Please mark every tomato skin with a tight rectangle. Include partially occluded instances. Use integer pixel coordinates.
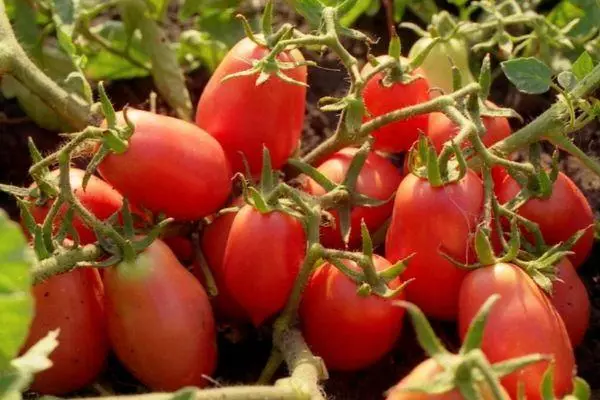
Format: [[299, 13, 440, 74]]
[[199, 204, 248, 322], [28, 168, 123, 244], [362, 57, 430, 153], [549, 259, 590, 347], [22, 268, 108, 395], [385, 358, 510, 400], [458, 263, 575, 399], [385, 171, 483, 320], [427, 101, 511, 153], [300, 255, 405, 371], [163, 236, 194, 265], [98, 109, 232, 221], [301, 148, 403, 249], [495, 172, 594, 268], [222, 205, 306, 326], [195, 37, 307, 175], [104, 239, 217, 391]]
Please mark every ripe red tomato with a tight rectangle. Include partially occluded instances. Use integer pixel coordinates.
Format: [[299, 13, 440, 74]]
[[495, 172, 594, 268], [549, 258, 590, 347], [222, 205, 306, 326], [21, 268, 108, 395], [27, 168, 123, 244], [362, 57, 430, 153], [300, 255, 405, 371], [163, 236, 194, 265], [104, 239, 217, 391], [458, 263, 575, 400], [98, 109, 232, 221], [385, 170, 483, 320], [195, 37, 307, 175], [301, 147, 403, 249], [199, 203, 247, 322], [427, 101, 511, 152], [385, 358, 510, 399]]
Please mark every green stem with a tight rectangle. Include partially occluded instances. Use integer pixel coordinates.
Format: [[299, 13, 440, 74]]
[[71, 386, 306, 400], [191, 232, 218, 297], [32, 244, 104, 284]]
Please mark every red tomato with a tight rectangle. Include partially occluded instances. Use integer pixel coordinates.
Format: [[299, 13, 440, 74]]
[[385, 358, 510, 399], [385, 170, 483, 320], [362, 57, 430, 153], [104, 239, 217, 391], [163, 236, 194, 265], [98, 109, 232, 221], [195, 37, 307, 175], [300, 255, 405, 371], [21, 268, 108, 395], [222, 205, 306, 326], [199, 203, 247, 322], [549, 258, 590, 347], [427, 101, 511, 152], [495, 172, 594, 268], [458, 263, 575, 399], [27, 168, 123, 244], [301, 148, 403, 249]]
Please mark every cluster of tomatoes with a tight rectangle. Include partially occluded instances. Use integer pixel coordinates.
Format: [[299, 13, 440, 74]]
[[19, 32, 594, 400]]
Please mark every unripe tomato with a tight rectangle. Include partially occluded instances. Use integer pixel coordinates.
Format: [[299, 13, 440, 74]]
[[104, 239, 217, 391], [196, 37, 307, 175], [458, 263, 575, 400], [427, 101, 511, 152], [27, 168, 123, 244], [98, 109, 232, 221], [222, 205, 306, 326], [385, 358, 510, 399], [495, 172, 594, 268], [385, 170, 483, 320], [362, 56, 430, 153], [21, 268, 108, 395], [300, 255, 406, 371], [301, 148, 403, 249], [549, 258, 590, 347], [408, 36, 475, 96]]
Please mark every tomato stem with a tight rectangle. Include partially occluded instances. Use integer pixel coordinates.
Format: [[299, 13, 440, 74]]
[[191, 232, 219, 297], [32, 244, 105, 284]]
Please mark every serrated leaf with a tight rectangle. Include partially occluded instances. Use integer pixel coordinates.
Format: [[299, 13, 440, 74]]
[[501, 58, 552, 94], [557, 71, 578, 91], [0, 210, 35, 367], [572, 51, 594, 80]]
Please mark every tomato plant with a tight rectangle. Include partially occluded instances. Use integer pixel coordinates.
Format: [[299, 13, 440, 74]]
[[195, 37, 307, 175], [458, 263, 575, 399], [301, 147, 402, 249], [103, 239, 217, 391], [98, 109, 233, 221]]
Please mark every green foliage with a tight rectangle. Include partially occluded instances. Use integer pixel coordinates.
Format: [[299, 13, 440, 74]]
[[572, 51, 595, 80], [501, 58, 553, 94]]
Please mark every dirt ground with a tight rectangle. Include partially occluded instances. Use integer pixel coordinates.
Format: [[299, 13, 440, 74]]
[[3, 4, 600, 399]]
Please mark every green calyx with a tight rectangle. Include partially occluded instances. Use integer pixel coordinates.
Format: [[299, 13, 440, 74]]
[[408, 135, 467, 187]]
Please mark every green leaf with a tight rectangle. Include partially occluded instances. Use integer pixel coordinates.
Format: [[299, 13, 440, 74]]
[[572, 51, 594, 80], [179, 0, 240, 20], [547, 1, 585, 29], [284, 0, 325, 29], [81, 21, 151, 80], [501, 58, 552, 94], [459, 294, 499, 354], [145, 0, 170, 20], [178, 30, 228, 72], [51, 0, 80, 56], [394, 300, 449, 358], [338, 0, 372, 27], [557, 71, 578, 91], [567, 0, 600, 37], [13, 1, 43, 63], [0, 210, 34, 368]]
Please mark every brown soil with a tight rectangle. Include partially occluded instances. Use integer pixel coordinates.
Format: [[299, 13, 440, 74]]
[[4, 4, 600, 400]]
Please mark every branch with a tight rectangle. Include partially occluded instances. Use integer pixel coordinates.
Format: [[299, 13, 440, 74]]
[[32, 244, 104, 284]]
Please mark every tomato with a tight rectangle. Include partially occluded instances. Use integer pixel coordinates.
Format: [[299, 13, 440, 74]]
[[195, 37, 307, 175], [98, 109, 232, 221], [163, 236, 194, 265], [458, 263, 575, 399], [27, 168, 123, 244], [21, 268, 108, 395], [300, 255, 405, 371], [407, 36, 474, 96], [199, 203, 247, 322], [385, 170, 483, 320], [385, 358, 510, 399], [104, 239, 217, 391], [362, 56, 430, 153], [495, 172, 594, 268], [549, 258, 590, 347], [222, 205, 306, 326], [301, 148, 403, 249], [427, 101, 511, 152]]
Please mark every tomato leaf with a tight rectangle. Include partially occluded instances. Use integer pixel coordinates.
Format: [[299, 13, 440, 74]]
[[564, 0, 600, 37], [284, 0, 325, 28], [145, 0, 169, 20], [547, 1, 585, 30], [178, 30, 229, 72], [558, 71, 578, 91], [501, 58, 552, 94], [0, 210, 35, 368], [572, 51, 595, 80], [179, 0, 240, 20]]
